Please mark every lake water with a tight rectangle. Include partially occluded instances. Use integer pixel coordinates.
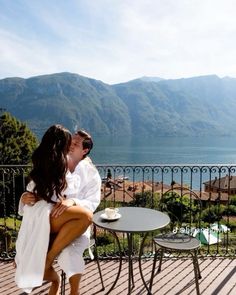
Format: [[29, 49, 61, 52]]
[[91, 136, 236, 165]]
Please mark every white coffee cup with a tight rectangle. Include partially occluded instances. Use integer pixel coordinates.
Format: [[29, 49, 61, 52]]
[[105, 207, 119, 219]]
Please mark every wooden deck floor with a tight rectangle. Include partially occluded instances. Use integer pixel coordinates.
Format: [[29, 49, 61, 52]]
[[1, 257, 236, 294]]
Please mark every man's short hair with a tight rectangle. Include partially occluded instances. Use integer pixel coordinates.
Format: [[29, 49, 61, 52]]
[[75, 129, 93, 157]]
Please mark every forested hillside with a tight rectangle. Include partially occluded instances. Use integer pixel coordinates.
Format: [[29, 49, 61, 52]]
[[1, 72, 236, 138]]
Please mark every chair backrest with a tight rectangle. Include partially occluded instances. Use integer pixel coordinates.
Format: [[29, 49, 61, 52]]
[[158, 187, 202, 235]]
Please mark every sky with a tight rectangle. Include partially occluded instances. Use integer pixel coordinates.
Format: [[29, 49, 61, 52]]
[[1, 0, 236, 84]]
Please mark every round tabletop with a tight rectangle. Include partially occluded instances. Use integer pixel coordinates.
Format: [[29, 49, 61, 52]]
[[93, 207, 170, 233]]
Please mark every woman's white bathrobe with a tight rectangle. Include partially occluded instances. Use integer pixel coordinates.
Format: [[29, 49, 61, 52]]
[[15, 159, 101, 294], [15, 200, 53, 293], [15, 172, 80, 293]]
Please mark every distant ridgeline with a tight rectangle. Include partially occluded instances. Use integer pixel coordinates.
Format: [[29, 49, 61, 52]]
[[1, 72, 236, 138]]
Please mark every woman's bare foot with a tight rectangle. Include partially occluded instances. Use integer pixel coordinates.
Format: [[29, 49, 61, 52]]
[[44, 266, 60, 295], [48, 279, 60, 295]]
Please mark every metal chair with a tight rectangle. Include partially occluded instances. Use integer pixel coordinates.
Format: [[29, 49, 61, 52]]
[[60, 234, 105, 294], [149, 187, 202, 295]]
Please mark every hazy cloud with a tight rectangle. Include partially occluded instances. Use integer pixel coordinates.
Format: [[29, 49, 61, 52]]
[[0, 0, 236, 83]]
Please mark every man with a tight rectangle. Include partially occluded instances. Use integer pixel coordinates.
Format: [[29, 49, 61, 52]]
[[20, 129, 101, 295]]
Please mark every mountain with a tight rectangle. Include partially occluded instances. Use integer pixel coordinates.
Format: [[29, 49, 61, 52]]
[[0, 73, 131, 137], [1, 72, 236, 138], [113, 75, 236, 136]]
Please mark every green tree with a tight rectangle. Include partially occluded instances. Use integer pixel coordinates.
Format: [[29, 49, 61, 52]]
[[159, 192, 191, 224], [129, 191, 160, 208], [223, 204, 236, 216], [158, 191, 201, 230], [230, 195, 236, 206], [0, 112, 38, 164], [201, 205, 225, 223]]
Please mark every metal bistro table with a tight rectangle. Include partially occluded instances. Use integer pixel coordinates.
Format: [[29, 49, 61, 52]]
[[93, 207, 170, 294]]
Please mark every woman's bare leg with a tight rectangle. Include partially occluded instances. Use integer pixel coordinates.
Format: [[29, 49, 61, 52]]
[[69, 274, 82, 295], [46, 206, 92, 269], [43, 266, 60, 295]]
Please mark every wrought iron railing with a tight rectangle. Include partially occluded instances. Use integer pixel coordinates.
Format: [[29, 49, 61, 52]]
[[1, 164, 236, 260]]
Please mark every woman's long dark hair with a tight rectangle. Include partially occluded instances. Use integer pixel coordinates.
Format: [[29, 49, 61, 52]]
[[29, 124, 72, 202]]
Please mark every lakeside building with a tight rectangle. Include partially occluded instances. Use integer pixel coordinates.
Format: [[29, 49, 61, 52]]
[[101, 178, 229, 205], [204, 175, 236, 195]]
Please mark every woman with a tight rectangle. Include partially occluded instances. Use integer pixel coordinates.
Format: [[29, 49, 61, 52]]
[[15, 125, 92, 295]]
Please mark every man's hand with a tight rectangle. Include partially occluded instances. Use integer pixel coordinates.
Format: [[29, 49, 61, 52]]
[[50, 198, 76, 218], [21, 192, 37, 206]]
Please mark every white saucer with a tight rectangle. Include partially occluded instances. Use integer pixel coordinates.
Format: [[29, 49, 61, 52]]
[[100, 213, 122, 221]]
